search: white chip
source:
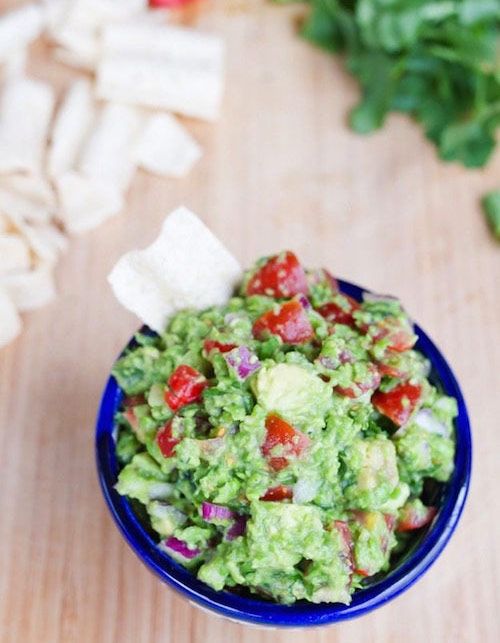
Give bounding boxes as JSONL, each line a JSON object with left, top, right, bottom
{"left": 0, "top": 233, "right": 31, "bottom": 275}
{"left": 0, "top": 187, "right": 52, "bottom": 224}
{"left": 53, "top": 43, "right": 98, "bottom": 72}
{"left": 20, "top": 222, "right": 67, "bottom": 266}
{"left": 135, "top": 113, "right": 202, "bottom": 178}
{"left": 2, "top": 262, "right": 56, "bottom": 311}
{"left": 0, "top": 285, "right": 22, "bottom": 349}
{"left": 63, "top": 0, "right": 147, "bottom": 32}
{"left": 78, "top": 102, "right": 144, "bottom": 191}
{"left": 2, "top": 48, "right": 28, "bottom": 79}
{"left": 0, "top": 213, "right": 8, "bottom": 232}
{"left": 97, "top": 24, "right": 225, "bottom": 121}
{"left": 0, "top": 78, "right": 55, "bottom": 175}
{"left": 48, "top": 78, "right": 95, "bottom": 177}
{"left": 108, "top": 206, "right": 242, "bottom": 332}
{"left": 42, "top": 0, "right": 72, "bottom": 36}
{"left": 0, "top": 4, "right": 45, "bottom": 63}
{"left": 56, "top": 171, "right": 124, "bottom": 234}
{"left": 0, "top": 174, "right": 55, "bottom": 208}
{"left": 47, "top": 0, "right": 148, "bottom": 71}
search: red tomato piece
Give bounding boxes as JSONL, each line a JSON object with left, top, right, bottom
{"left": 260, "top": 485, "right": 293, "bottom": 502}
{"left": 252, "top": 300, "right": 313, "bottom": 344}
{"left": 203, "top": 339, "right": 237, "bottom": 354}
{"left": 262, "top": 413, "right": 310, "bottom": 471}
{"left": 157, "top": 420, "right": 181, "bottom": 458}
{"left": 317, "top": 295, "right": 360, "bottom": 328}
{"left": 372, "top": 382, "right": 422, "bottom": 426}
{"left": 335, "top": 363, "right": 381, "bottom": 398}
{"left": 397, "top": 503, "right": 437, "bottom": 532}
{"left": 164, "top": 365, "right": 208, "bottom": 412}
{"left": 246, "top": 251, "right": 308, "bottom": 298}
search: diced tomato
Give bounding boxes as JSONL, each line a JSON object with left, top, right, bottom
{"left": 372, "top": 382, "right": 422, "bottom": 426}
{"left": 260, "top": 485, "right": 293, "bottom": 501}
{"left": 335, "top": 363, "right": 381, "bottom": 398}
{"left": 252, "top": 300, "right": 313, "bottom": 344}
{"left": 317, "top": 295, "right": 360, "bottom": 328}
{"left": 397, "top": 503, "right": 437, "bottom": 532}
{"left": 164, "top": 365, "right": 208, "bottom": 412}
{"left": 246, "top": 251, "right": 308, "bottom": 298}
{"left": 262, "top": 413, "right": 310, "bottom": 471}
{"left": 157, "top": 420, "right": 181, "bottom": 458}
{"left": 203, "top": 339, "right": 237, "bottom": 354}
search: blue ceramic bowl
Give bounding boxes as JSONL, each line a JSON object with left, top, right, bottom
{"left": 96, "top": 279, "right": 472, "bottom": 628}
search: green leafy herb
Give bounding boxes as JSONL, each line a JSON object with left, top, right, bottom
{"left": 482, "top": 190, "right": 500, "bottom": 239}
{"left": 281, "top": 0, "right": 500, "bottom": 168}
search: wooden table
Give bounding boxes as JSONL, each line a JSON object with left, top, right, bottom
{"left": 1, "top": 2, "right": 499, "bottom": 641}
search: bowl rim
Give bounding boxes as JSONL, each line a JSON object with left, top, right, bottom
{"left": 95, "top": 278, "right": 472, "bottom": 627}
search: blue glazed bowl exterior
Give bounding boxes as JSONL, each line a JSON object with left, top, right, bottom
{"left": 95, "top": 279, "right": 472, "bottom": 628}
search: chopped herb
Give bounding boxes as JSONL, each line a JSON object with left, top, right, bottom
{"left": 482, "top": 190, "right": 500, "bottom": 240}
{"left": 280, "top": 0, "right": 500, "bottom": 169}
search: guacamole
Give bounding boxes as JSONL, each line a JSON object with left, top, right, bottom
{"left": 113, "top": 251, "right": 457, "bottom": 605}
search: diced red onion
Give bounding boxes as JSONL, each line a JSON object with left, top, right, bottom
{"left": 318, "top": 355, "right": 339, "bottom": 370}
{"left": 339, "top": 349, "right": 354, "bottom": 364}
{"left": 224, "top": 346, "right": 261, "bottom": 380}
{"left": 164, "top": 536, "right": 201, "bottom": 559}
{"left": 226, "top": 515, "right": 248, "bottom": 541}
{"left": 297, "top": 294, "right": 311, "bottom": 310}
{"left": 201, "top": 501, "right": 235, "bottom": 522}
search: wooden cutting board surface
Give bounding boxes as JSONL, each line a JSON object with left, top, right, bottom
{"left": 1, "top": 2, "right": 499, "bottom": 642}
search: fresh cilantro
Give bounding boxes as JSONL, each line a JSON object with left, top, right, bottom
{"left": 482, "top": 190, "right": 500, "bottom": 240}
{"left": 280, "top": 0, "right": 500, "bottom": 169}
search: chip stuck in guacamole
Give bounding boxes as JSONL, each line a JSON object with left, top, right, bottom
{"left": 112, "top": 250, "right": 456, "bottom": 605}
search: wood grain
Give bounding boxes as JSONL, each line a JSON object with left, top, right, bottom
{"left": 1, "top": 1, "right": 499, "bottom": 642}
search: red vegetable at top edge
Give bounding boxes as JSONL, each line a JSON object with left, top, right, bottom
{"left": 164, "top": 364, "right": 208, "bottom": 412}
{"left": 246, "top": 251, "right": 308, "bottom": 298}
{"left": 262, "top": 413, "right": 310, "bottom": 471}
{"left": 252, "top": 299, "right": 314, "bottom": 344}
{"left": 372, "top": 382, "right": 423, "bottom": 426}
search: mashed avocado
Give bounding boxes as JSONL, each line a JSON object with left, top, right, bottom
{"left": 113, "top": 251, "right": 457, "bottom": 605}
